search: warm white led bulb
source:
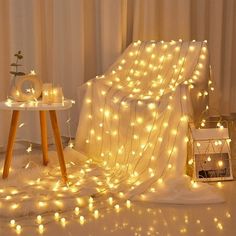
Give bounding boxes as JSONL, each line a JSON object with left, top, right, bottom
{"left": 94, "top": 210, "right": 99, "bottom": 219}
{"left": 88, "top": 203, "right": 93, "bottom": 211}
{"left": 79, "top": 215, "right": 85, "bottom": 224}
{"left": 38, "top": 224, "right": 44, "bottom": 233}
{"left": 188, "top": 159, "right": 193, "bottom": 165}
{"left": 114, "top": 204, "right": 120, "bottom": 212}
{"left": 168, "top": 164, "right": 172, "bottom": 169}
{"left": 108, "top": 197, "right": 113, "bottom": 205}
{"left": 126, "top": 200, "right": 131, "bottom": 208}
{"left": 16, "top": 225, "right": 21, "bottom": 234}
{"left": 89, "top": 197, "right": 93, "bottom": 203}
{"left": 191, "top": 181, "right": 198, "bottom": 188}
{"left": 54, "top": 212, "right": 60, "bottom": 220}
{"left": 10, "top": 219, "right": 15, "bottom": 227}
{"left": 218, "top": 161, "right": 223, "bottom": 167}
{"left": 74, "top": 207, "right": 80, "bottom": 215}
{"left": 37, "top": 215, "right": 42, "bottom": 224}
{"left": 60, "top": 217, "right": 66, "bottom": 225}
{"left": 184, "top": 137, "right": 189, "bottom": 143}
{"left": 217, "top": 222, "right": 223, "bottom": 230}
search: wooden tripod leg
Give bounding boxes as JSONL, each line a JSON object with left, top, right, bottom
{"left": 49, "top": 110, "right": 67, "bottom": 183}
{"left": 39, "top": 111, "right": 49, "bottom": 165}
{"left": 2, "top": 110, "right": 20, "bottom": 179}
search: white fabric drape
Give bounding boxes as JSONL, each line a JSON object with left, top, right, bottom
{"left": 74, "top": 41, "right": 223, "bottom": 204}
{"left": 0, "top": 0, "right": 236, "bottom": 147}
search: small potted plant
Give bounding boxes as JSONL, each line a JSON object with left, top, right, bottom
{"left": 9, "top": 51, "right": 42, "bottom": 101}
{"left": 9, "top": 51, "right": 26, "bottom": 100}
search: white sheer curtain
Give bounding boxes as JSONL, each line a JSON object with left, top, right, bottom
{"left": 131, "top": 0, "right": 236, "bottom": 115}
{"left": 0, "top": 0, "right": 235, "bottom": 148}
{"left": 0, "top": 1, "right": 11, "bottom": 149}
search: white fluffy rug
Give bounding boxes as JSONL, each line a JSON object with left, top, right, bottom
{"left": 0, "top": 148, "right": 109, "bottom": 218}
{"left": 0, "top": 147, "right": 224, "bottom": 219}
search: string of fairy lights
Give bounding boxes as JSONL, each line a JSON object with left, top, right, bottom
{"left": 79, "top": 40, "right": 209, "bottom": 188}
{"left": 0, "top": 40, "right": 228, "bottom": 234}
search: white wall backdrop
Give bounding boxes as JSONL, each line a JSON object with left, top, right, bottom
{"left": 0, "top": 0, "right": 236, "bottom": 147}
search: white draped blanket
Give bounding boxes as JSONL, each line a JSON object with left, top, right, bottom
{"left": 75, "top": 41, "right": 223, "bottom": 204}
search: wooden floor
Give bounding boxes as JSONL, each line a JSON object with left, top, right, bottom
{"left": 0, "top": 180, "right": 235, "bottom": 236}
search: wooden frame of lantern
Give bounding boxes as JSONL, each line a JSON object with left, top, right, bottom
{"left": 186, "top": 121, "right": 233, "bottom": 182}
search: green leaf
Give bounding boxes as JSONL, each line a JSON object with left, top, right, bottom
{"left": 14, "top": 54, "right": 23, "bottom": 59}
{"left": 10, "top": 63, "right": 23, "bottom": 66}
{"left": 15, "top": 72, "right": 25, "bottom": 76}
{"left": 10, "top": 71, "right": 18, "bottom": 75}
{"left": 10, "top": 71, "right": 25, "bottom": 76}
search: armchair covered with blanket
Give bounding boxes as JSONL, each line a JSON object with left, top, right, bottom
{"left": 75, "top": 41, "right": 222, "bottom": 204}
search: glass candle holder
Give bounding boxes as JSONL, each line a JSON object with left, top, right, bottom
{"left": 52, "top": 87, "right": 64, "bottom": 103}
{"left": 42, "top": 83, "right": 53, "bottom": 104}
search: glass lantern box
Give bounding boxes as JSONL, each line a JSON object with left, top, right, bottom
{"left": 187, "top": 121, "right": 233, "bottom": 182}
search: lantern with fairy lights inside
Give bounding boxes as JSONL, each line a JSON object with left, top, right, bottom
{"left": 187, "top": 121, "right": 233, "bottom": 182}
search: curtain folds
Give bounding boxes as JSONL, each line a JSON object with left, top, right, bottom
{"left": 0, "top": 0, "right": 11, "bottom": 148}
{"left": 0, "top": 0, "right": 235, "bottom": 147}
{"left": 131, "top": 0, "right": 236, "bottom": 116}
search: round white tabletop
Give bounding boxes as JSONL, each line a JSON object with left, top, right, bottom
{"left": 0, "top": 99, "right": 73, "bottom": 111}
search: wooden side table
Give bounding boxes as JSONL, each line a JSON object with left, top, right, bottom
{"left": 0, "top": 100, "right": 72, "bottom": 183}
